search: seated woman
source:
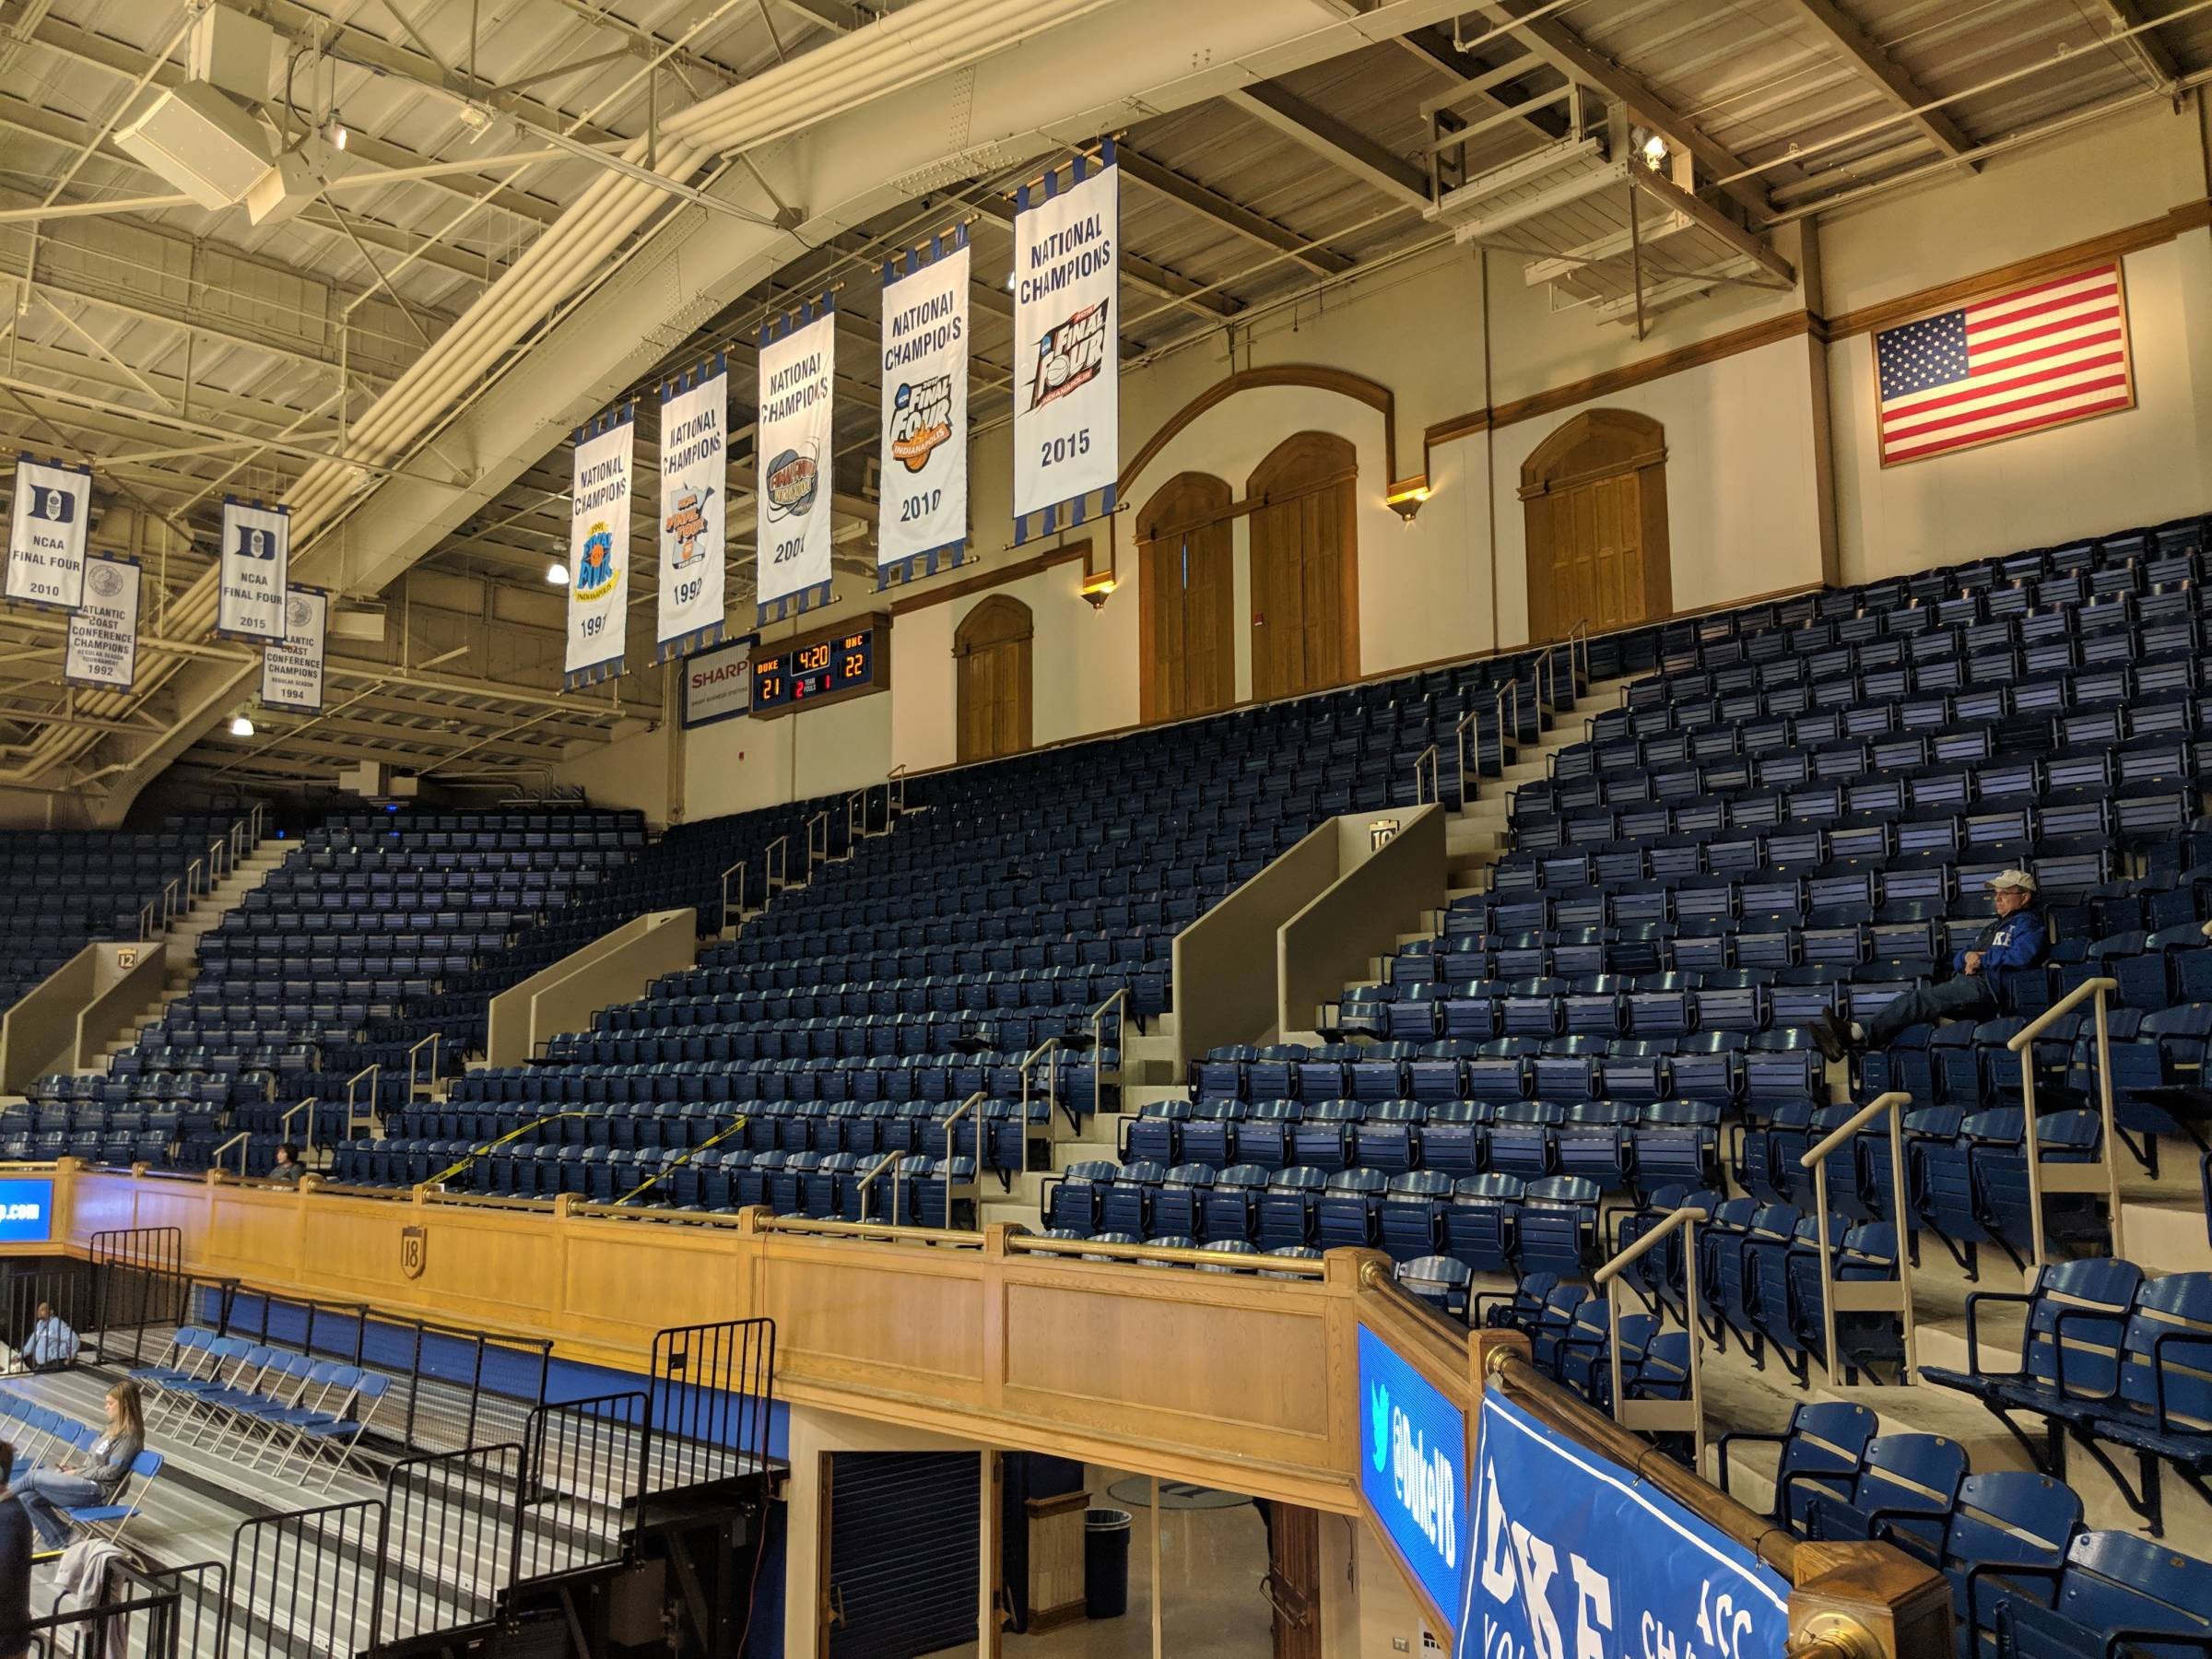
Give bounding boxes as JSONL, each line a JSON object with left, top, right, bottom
{"left": 6, "top": 1382, "right": 143, "bottom": 1554}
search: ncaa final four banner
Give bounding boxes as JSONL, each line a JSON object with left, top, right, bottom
{"left": 6, "top": 455, "right": 92, "bottom": 610}
{"left": 755, "top": 294, "right": 836, "bottom": 627}
{"left": 566, "top": 403, "right": 634, "bottom": 690}
{"left": 261, "top": 586, "right": 328, "bottom": 713}
{"left": 217, "top": 497, "right": 289, "bottom": 640}
{"left": 657, "top": 355, "right": 727, "bottom": 664}
{"left": 1011, "top": 142, "right": 1117, "bottom": 544}
{"left": 64, "top": 555, "right": 139, "bottom": 690}
{"left": 1460, "top": 1391, "right": 1791, "bottom": 1659}
{"left": 877, "top": 230, "right": 969, "bottom": 587}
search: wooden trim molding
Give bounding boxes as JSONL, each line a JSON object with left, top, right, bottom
{"left": 1119, "top": 364, "right": 1397, "bottom": 495}
{"left": 888, "top": 538, "right": 1091, "bottom": 617}
{"left": 1826, "top": 196, "right": 2212, "bottom": 340}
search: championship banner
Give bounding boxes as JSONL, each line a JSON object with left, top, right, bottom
{"left": 217, "top": 497, "right": 289, "bottom": 640}
{"left": 1461, "top": 1390, "right": 1791, "bottom": 1659}
{"left": 755, "top": 294, "right": 837, "bottom": 626}
{"left": 566, "top": 403, "right": 634, "bottom": 690}
{"left": 6, "top": 455, "right": 91, "bottom": 610}
{"left": 657, "top": 354, "right": 727, "bottom": 663}
{"left": 877, "top": 230, "right": 970, "bottom": 588}
{"left": 64, "top": 555, "right": 139, "bottom": 689}
{"left": 1011, "top": 141, "right": 1117, "bottom": 544}
{"left": 261, "top": 585, "right": 327, "bottom": 713}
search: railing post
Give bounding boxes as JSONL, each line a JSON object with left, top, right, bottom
{"left": 2007, "top": 977, "right": 2122, "bottom": 1277}
{"left": 1801, "top": 1092, "right": 1915, "bottom": 1386}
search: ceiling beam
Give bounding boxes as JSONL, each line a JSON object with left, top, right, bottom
{"left": 2096, "top": 0, "right": 2183, "bottom": 92}
{"left": 1783, "top": 0, "right": 1975, "bottom": 167}
{"left": 1117, "top": 145, "right": 1354, "bottom": 275}
{"left": 1468, "top": 0, "right": 1774, "bottom": 216}
{"left": 1394, "top": 23, "right": 1566, "bottom": 144}
{"left": 1630, "top": 164, "right": 1794, "bottom": 288}
{"left": 1225, "top": 84, "right": 1431, "bottom": 210}
{"left": 770, "top": 0, "right": 868, "bottom": 31}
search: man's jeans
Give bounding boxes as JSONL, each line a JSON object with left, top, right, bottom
{"left": 1862, "top": 974, "right": 1998, "bottom": 1048}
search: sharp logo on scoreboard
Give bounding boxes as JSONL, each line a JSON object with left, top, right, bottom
{"left": 1028, "top": 300, "right": 1109, "bottom": 411}
{"left": 764, "top": 445, "right": 820, "bottom": 518}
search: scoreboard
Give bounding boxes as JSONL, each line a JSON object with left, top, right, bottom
{"left": 749, "top": 615, "right": 890, "bottom": 718}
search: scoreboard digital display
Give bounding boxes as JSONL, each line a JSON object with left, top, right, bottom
{"left": 750, "top": 622, "right": 886, "bottom": 716}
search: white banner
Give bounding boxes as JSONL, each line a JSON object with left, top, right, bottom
{"left": 878, "top": 235, "right": 970, "bottom": 584}
{"left": 64, "top": 555, "right": 138, "bottom": 689}
{"left": 657, "top": 357, "right": 728, "bottom": 663}
{"left": 217, "top": 498, "right": 289, "bottom": 639}
{"left": 566, "top": 405, "right": 634, "bottom": 689}
{"left": 680, "top": 637, "right": 753, "bottom": 728}
{"left": 755, "top": 298, "right": 836, "bottom": 625}
{"left": 262, "top": 585, "right": 327, "bottom": 712}
{"left": 1012, "top": 146, "right": 1118, "bottom": 540}
{"left": 6, "top": 457, "right": 91, "bottom": 610}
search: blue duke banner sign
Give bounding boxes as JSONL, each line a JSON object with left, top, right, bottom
{"left": 656, "top": 356, "right": 727, "bottom": 663}
{"left": 877, "top": 231, "right": 969, "bottom": 586}
{"left": 1011, "top": 145, "right": 1117, "bottom": 543}
{"left": 1463, "top": 1392, "right": 1790, "bottom": 1659}
{"left": 756, "top": 297, "right": 836, "bottom": 625}
{"left": 1359, "top": 1324, "right": 1469, "bottom": 1632}
{"left": 6, "top": 455, "right": 91, "bottom": 609}
{"left": 218, "top": 497, "right": 289, "bottom": 640}
{"left": 567, "top": 404, "right": 634, "bottom": 689}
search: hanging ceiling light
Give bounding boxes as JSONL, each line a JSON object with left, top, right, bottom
{"left": 229, "top": 714, "right": 255, "bottom": 737}
{"left": 324, "top": 112, "right": 348, "bottom": 152}
{"left": 545, "top": 559, "right": 569, "bottom": 585}
{"left": 1641, "top": 131, "right": 1669, "bottom": 168}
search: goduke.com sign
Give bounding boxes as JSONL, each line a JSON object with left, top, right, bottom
{"left": 1461, "top": 1392, "right": 1791, "bottom": 1659}
{"left": 1357, "top": 1324, "right": 1468, "bottom": 1626}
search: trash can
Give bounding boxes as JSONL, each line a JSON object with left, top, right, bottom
{"left": 1084, "top": 1507, "right": 1133, "bottom": 1618}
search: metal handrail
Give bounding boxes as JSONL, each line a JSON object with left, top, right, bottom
{"left": 853, "top": 1149, "right": 904, "bottom": 1226}
{"left": 940, "top": 1089, "right": 985, "bottom": 1227}
{"left": 1010, "top": 1231, "right": 1330, "bottom": 1275}
{"left": 405, "top": 1032, "right": 442, "bottom": 1102}
{"left": 345, "top": 1064, "right": 381, "bottom": 1135}
{"left": 1412, "top": 743, "right": 1441, "bottom": 807}
{"left": 1799, "top": 1091, "right": 1917, "bottom": 1385}
{"left": 1090, "top": 988, "right": 1130, "bottom": 1123}
{"left": 886, "top": 764, "right": 908, "bottom": 816}
{"left": 136, "top": 900, "right": 155, "bottom": 942}
{"left": 719, "top": 859, "right": 747, "bottom": 928}
{"left": 1592, "top": 1204, "right": 1704, "bottom": 1462}
{"left": 160, "top": 877, "right": 180, "bottom": 930}
{"left": 1020, "top": 1037, "right": 1068, "bottom": 1135}
{"left": 1494, "top": 677, "right": 1522, "bottom": 758}
{"left": 185, "top": 857, "right": 204, "bottom": 903}
{"left": 844, "top": 788, "right": 867, "bottom": 844}
{"left": 208, "top": 836, "right": 229, "bottom": 884}
{"left": 1567, "top": 616, "right": 1591, "bottom": 687}
{"left": 2005, "top": 975, "right": 2123, "bottom": 1269}
{"left": 806, "top": 810, "right": 830, "bottom": 874}
{"left": 765, "top": 835, "right": 789, "bottom": 894}
{"left": 1450, "top": 704, "right": 1486, "bottom": 805}
{"left": 212, "top": 1131, "right": 251, "bottom": 1177}
{"left": 277, "top": 1100, "right": 317, "bottom": 1158}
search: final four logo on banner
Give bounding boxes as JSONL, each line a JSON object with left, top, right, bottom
{"left": 65, "top": 555, "right": 139, "bottom": 690}
{"left": 566, "top": 402, "right": 634, "bottom": 690}
{"left": 216, "top": 497, "right": 289, "bottom": 640}
{"left": 6, "top": 454, "right": 92, "bottom": 611}
{"left": 756, "top": 293, "right": 837, "bottom": 627}
{"left": 877, "top": 229, "right": 970, "bottom": 589}
{"left": 262, "top": 586, "right": 328, "bottom": 713}
{"left": 657, "top": 354, "right": 727, "bottom": 664}
{"left": 1012, "top": 141, "right": 1118, "bottom": 545}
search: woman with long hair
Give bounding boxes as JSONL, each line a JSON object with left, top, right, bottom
{"left": 6, "top": 1382, "right": 144, "bottom": 1553}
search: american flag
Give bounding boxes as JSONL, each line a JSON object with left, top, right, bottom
{"left": 1874, "top": 264, "right": 2133, "bottom": 466}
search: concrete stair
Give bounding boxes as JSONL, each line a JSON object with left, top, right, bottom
{"left": 1445, "top": 671, "right": 1638, "bottom": 897}
{"left": 80, "top": 841, "right": 289, "bottom": 1073}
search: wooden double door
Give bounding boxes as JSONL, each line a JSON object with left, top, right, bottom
{"left": 956, "top": 594, "right": 1033, "bottom": 763}
{"left": 1520, "top": 407, "right": 1672, "bottom": 641}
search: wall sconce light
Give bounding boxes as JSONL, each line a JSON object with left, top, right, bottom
{"left": 1080, "top": 530, "right": 1117, "bottom": 611}
{"left": 1386, "top": 477, "right": 1432, "bottom": 524}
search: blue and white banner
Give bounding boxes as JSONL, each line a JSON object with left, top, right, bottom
{"left": 1463, "top": 1391, "right": 1791, "bottom": 1659}
{"left": 878, "top": 231, "right": 969, "bottom": 587}
{"left": 217, "top": 497, "right": 289, "bottom": 640}
{"left": 261, "top": 585, "right": 327, "bottom": 712}
{"left": 65, "top": 554, "right": 138, "bottom": 689}
{"left": 657, "top": 356, "right": 727, "bottom": 663}
{"left": 566, "top": 404, "right": 634, "bottom": 689}
{"left": 756, "top": 296, "right": 836, "bottom": 626}
{"left": 1359, "top": 1325, "right": 1469, "bottom": 1633}
{"left": 1012, "top": 144, "right": 1117, "bottom": 544}
{"left": 6, "top": 455, "right": 91, "bottom": 610}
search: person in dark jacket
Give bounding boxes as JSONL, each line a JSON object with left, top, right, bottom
{"left": 6, "top": 1382, "right": 143, "bottom": 1553}
{"left": 1809, "top": 870, "right": 2047, "bottom": 1058}
{"left": 0, "top": 1442, "right": 29, "bottom": 1659}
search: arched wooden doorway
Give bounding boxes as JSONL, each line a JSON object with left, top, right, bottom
{"left": 1519, "top": 408, "right": 1672, "bottom": 641}
{"left": 955, "top": 594, "right": 1032, "bottom": 763}
{"left": 1248, "top": 431, "right": 1359, "bottom": 701}
{"left": 1136, "top": 471, "right": 1235, "bottom": 723}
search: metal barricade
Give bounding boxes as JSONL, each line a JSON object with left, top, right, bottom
{"left": 87, "top": 1225, "right": 185, "bottom": 1366}
{"left": 375, "top": 1442, "right": 525, "bottom": 1649}
{"left": 226, "top": 1498, "right": 386, "bottom": 1657}
{"left": 520, "top": 1392, "right": 649, "bottom": 1583}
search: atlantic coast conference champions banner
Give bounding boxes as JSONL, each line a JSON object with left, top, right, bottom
{"left": 65, "top": 554, "right": 139, "bottom": 689}
{"left": 877, "top": 232, "right": 969, "bottom": 586}
{"left": 1012, "top": 142, "right": 1117, "bottom": 543}
{"left": 217, "top": 497, "right": 289, "bottom": 640}
{"left": 657, "top": 355, "right": 727, "bottom": 663}
{"left": 566, "top": 404, "right": 634, "bottom": 689}
{"left": 756, "top": 295, "right": 836, "bottom": 626}
{"left": 6, "top": 455, "right": 91, "bottom": 610}
{"left": 261, "top": 585, "right": 327, "bottom": 713}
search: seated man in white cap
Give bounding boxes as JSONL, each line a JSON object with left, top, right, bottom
{"left": 1809, "top": 870, "right": 2047, "bottom": 1059}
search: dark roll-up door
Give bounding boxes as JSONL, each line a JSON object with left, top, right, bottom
{"left": 823, "top": 1451, "right": 979, "bottom": 1659}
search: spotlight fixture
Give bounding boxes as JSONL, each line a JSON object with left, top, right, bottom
{"left": 1641, "top": 131, "right": 1669, "bottom": 168}
{"left": 324, "top": 112, "right": 348, "bottom": 152}
{"left": 1079, "top": 571, "right": 1116, "bottom": 611}
{"left": 1385, "top": 479, "right": 1432, "bottom": 524}
{"left": 229, "top": 714, "right": 255, "bottom": 737}
{"left": 546, "top": 559, "right": 570, "bottom": 585}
